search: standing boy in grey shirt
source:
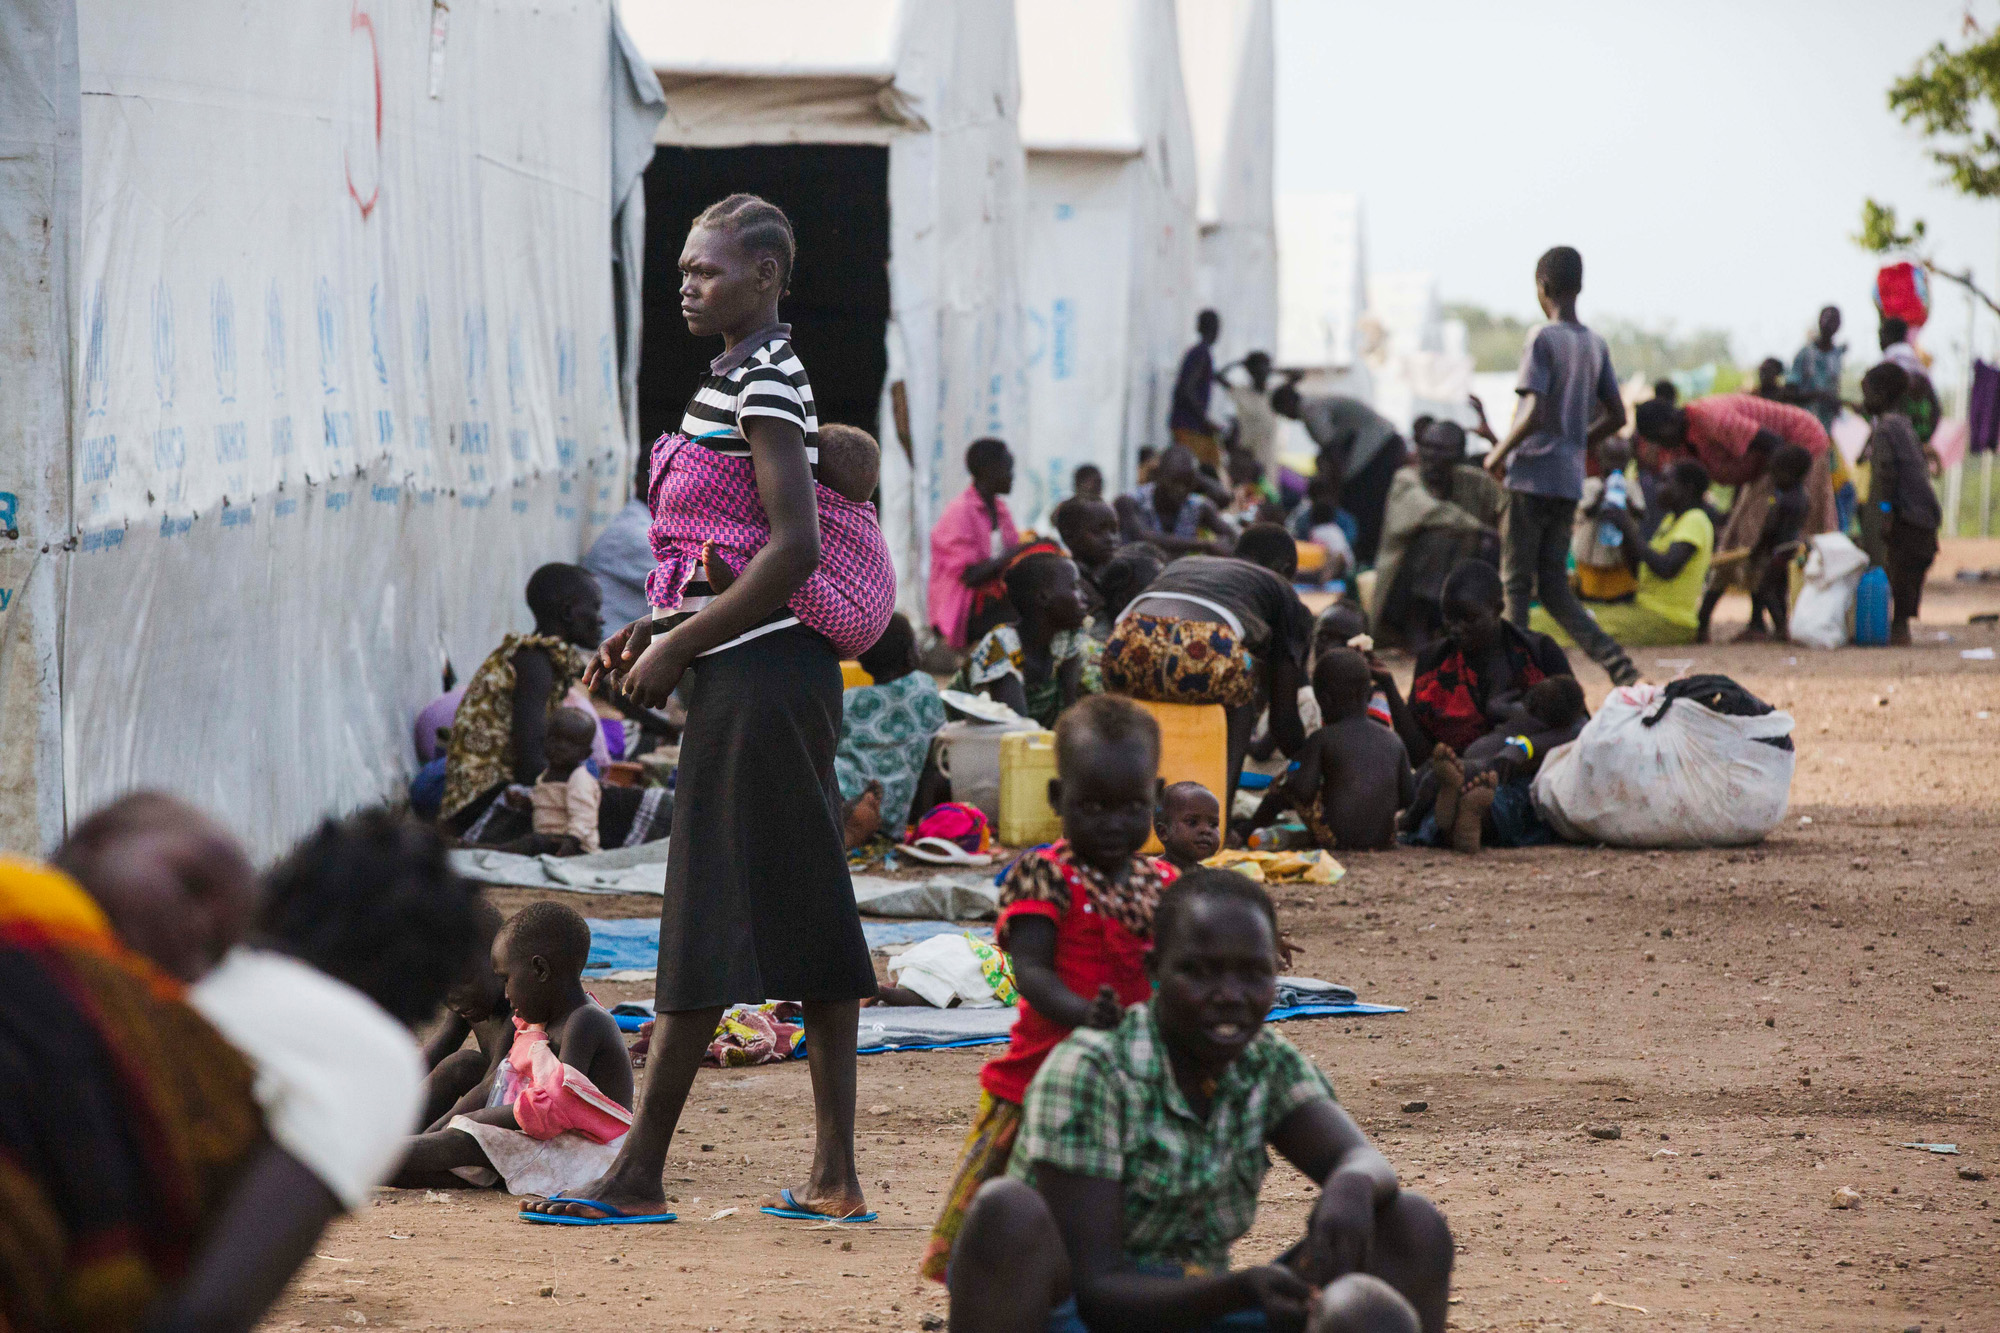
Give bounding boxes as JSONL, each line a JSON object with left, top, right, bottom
{"left": 1483, "top": 246, "right": 1638, "bottom": 685}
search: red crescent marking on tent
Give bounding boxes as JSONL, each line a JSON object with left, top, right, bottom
{"left": 344, "top": 4, "right": 381, "bottom": 219}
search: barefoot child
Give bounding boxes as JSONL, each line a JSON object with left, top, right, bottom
{"left": 1406, "top": 675, "right": 1586, "bottom": 853}
{"left": 418, "top": 898, "right": 516, "bottom": 1126}
{"left": 920, "top": 695, "right": 1177, "bottom": 1280}
{"left": 632, "top": 420, "right": 895, "bottom": 661}
{"left": 1244, "top": 649, "right": 1413, "bottom": 851}
{"left": 1734, "top": 444, "right": 1810, "bottom": 643}
{"left": 1154, "top": 780, "right": 1222, "bottom": 873}
{"left": 397, "top": 903, "right": 640, "bottom": 1206}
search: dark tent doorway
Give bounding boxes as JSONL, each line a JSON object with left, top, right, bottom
{"left": 637, "top": 145, "right": 891, "bottom": 452}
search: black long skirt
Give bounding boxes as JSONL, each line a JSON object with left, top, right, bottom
{"left": 654, "top": 625, "right": 877, "bottom": 1011}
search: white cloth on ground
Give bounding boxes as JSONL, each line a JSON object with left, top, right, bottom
{"left": 447, "top": 1118, "right": 628, "bottom": 1198}
{"left": 886, "top": 933, "right": 1010, "bottom": 1008}
{"left": 189, "top": 948, "right": 423, "bottom": 1209}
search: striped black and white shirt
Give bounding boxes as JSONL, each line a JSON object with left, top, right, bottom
{"left": 678, "top": 325, "right": 819, "bottom": 469}
{"left": 657, "top": 325, "right": 817, "bottom": 655}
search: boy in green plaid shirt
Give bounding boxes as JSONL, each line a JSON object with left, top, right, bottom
{"left": 946, "top": 868, "right": 1452, "bottom": 1332}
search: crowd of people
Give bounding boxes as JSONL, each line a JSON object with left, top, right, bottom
{"left": 4, "top": 195, "right": 1954, "bottom": 1333}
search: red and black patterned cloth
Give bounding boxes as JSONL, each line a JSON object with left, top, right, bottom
{"left": 1409, "top": 621, "right": 1570, "bottom": 755}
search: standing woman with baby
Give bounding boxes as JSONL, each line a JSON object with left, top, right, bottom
{"left": 528, "top": 195, "right": 881, "bottom": 1225}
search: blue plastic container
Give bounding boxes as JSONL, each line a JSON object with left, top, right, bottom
{"left": 1853, "top": 565, "right": 1891, "bottom": 646}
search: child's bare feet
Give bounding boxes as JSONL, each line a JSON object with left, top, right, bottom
{"left": 702, "top": 540, "right": 736, "bottom": 594}
{"left": 1453, "top": 771, "right": 1497, "bottom": 854}
{"left": 842, "top": 781, "right": 884, "bottom": 850}
{"left": 1429, "top": 744, "right": 1464, "bottom": 833}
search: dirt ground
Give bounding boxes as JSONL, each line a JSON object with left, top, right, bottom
{"left": 266, "top": 540, "right": 2000, "bottom": 1333}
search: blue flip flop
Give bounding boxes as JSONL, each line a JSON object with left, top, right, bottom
{"left": 519, "top": 1196, "right": 678, "bottom": 1226}
{"left": 758, "top": 1188, "right": 878, "bottom": 1223}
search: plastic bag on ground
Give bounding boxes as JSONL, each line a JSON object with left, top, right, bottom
{"left": 1790, "top": 533, "right": 1869, "bottom": 650}
{"left": 1532, "top": 681, "right": 1795, "bottom": 848}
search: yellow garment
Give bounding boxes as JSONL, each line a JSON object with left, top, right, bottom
{"left": 1203, "top": 848, "right": 1346, "bottom": 884}
{"left": 1635, "top": 507, "right": 1714, "bottom": 629}
{"left": 1575, "top": 562, "right": 1637, "bottom": 601}
{"left": 1532, "top": 600, "right": 1697, "bottom": 648}
{"left": 0, "top": 855, "right": 114, "bottom": 941}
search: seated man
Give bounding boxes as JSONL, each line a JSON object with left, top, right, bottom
{"left": 1368, "top": 421, "right": 1503, "bottom": 656}
{"left": 947, "top": 869, "right": 1453, "bottom": 1333}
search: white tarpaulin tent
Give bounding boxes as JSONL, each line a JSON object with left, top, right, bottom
{"left": 0, "top": 0, "right": 663, "bottom": 857}
{"left": 619, "top": 0, "right": 1029, "bottom": 629}
{"left": 1176, "top": 0, "right": 1276, "bottom": 367}
{"left": 1016, "top": 0, "right": 1200, "bottom": 524}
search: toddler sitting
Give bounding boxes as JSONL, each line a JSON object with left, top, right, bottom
{"left": 393, "top": 902, "right": 640, "bottom": 1206}
{"left": 1243, "top": 649, "right": 1413, "bottom": 851}
{"left": 642, "top": 421, "right": 894, "bottom": 658}
{"left": 478, "top": 707, "right": 602, "bottom": 856}
{"left": 1153, "top": 780, "right": 1222, "bottom": 874}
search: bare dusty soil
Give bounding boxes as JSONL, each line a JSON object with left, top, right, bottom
{"left": 265, "top": 544, "right": 2000, "bottom": 1333}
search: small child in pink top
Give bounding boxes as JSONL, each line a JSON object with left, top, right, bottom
{"left": 644, "top": 422, "right": 895, "bottom": 657}
{"left": 393, "top": 902, "right": 637, "bottom": 1201}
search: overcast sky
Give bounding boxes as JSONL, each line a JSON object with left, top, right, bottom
{"left": 1273, "top": 0, "right": 2000, "bottom": 388}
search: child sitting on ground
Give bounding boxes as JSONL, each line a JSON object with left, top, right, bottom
{"left": 1735, "top": 442, "right": 1812, "bottom": 643}
{"left": 630, "top": 421, "right": 894, "bottom": 661}
{"left": 394, "top": 902, "right": 638, "bottom": 1203}
{"left": 920, "top": 695, "right": 1176, "bottom": 1281}
{"left": 1051, "top": 495, "right": 1121, "bottom": 626}
{"left": 1154, "top": 779, "right": 1222, "bottom": 874}
{"left": 952, "top": 546, "right": 1095, "bottom": 728}
{"left": 1407, "top": 676, "right": 1587, "bottom": 854}
{"left": 1243, "top": 648, "right": 1413, "bottom": 851}
{"left": 418, "top": 899, "right": 515, "bottom": 1127}
{"left": 474, "top": 707, "right": 603, "bottom": 856}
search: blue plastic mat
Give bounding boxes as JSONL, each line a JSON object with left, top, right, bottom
{"left": 608, "top": 998, "right": 1404, "bottom": 1045}
{"left": 584, "top": 917, "right": 987, "bottom": 978}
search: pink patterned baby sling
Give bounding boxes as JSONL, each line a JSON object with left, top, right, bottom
{"left": 645, "top": 432, "right": 896, "bottom": 657}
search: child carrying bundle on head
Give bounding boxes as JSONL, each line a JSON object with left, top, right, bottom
{"left": 395, "top": 903, "right": 646, "bottom": 1211}
{"left": 920, "top": 696, "right": 1176, "bottom": 1281}
{"left": 626, "top": 420, "right": 896, "bottom": 663}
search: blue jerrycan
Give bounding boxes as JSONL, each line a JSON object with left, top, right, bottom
{"left": 1852, "top": 566, "right": 1891, "bottom": 646}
